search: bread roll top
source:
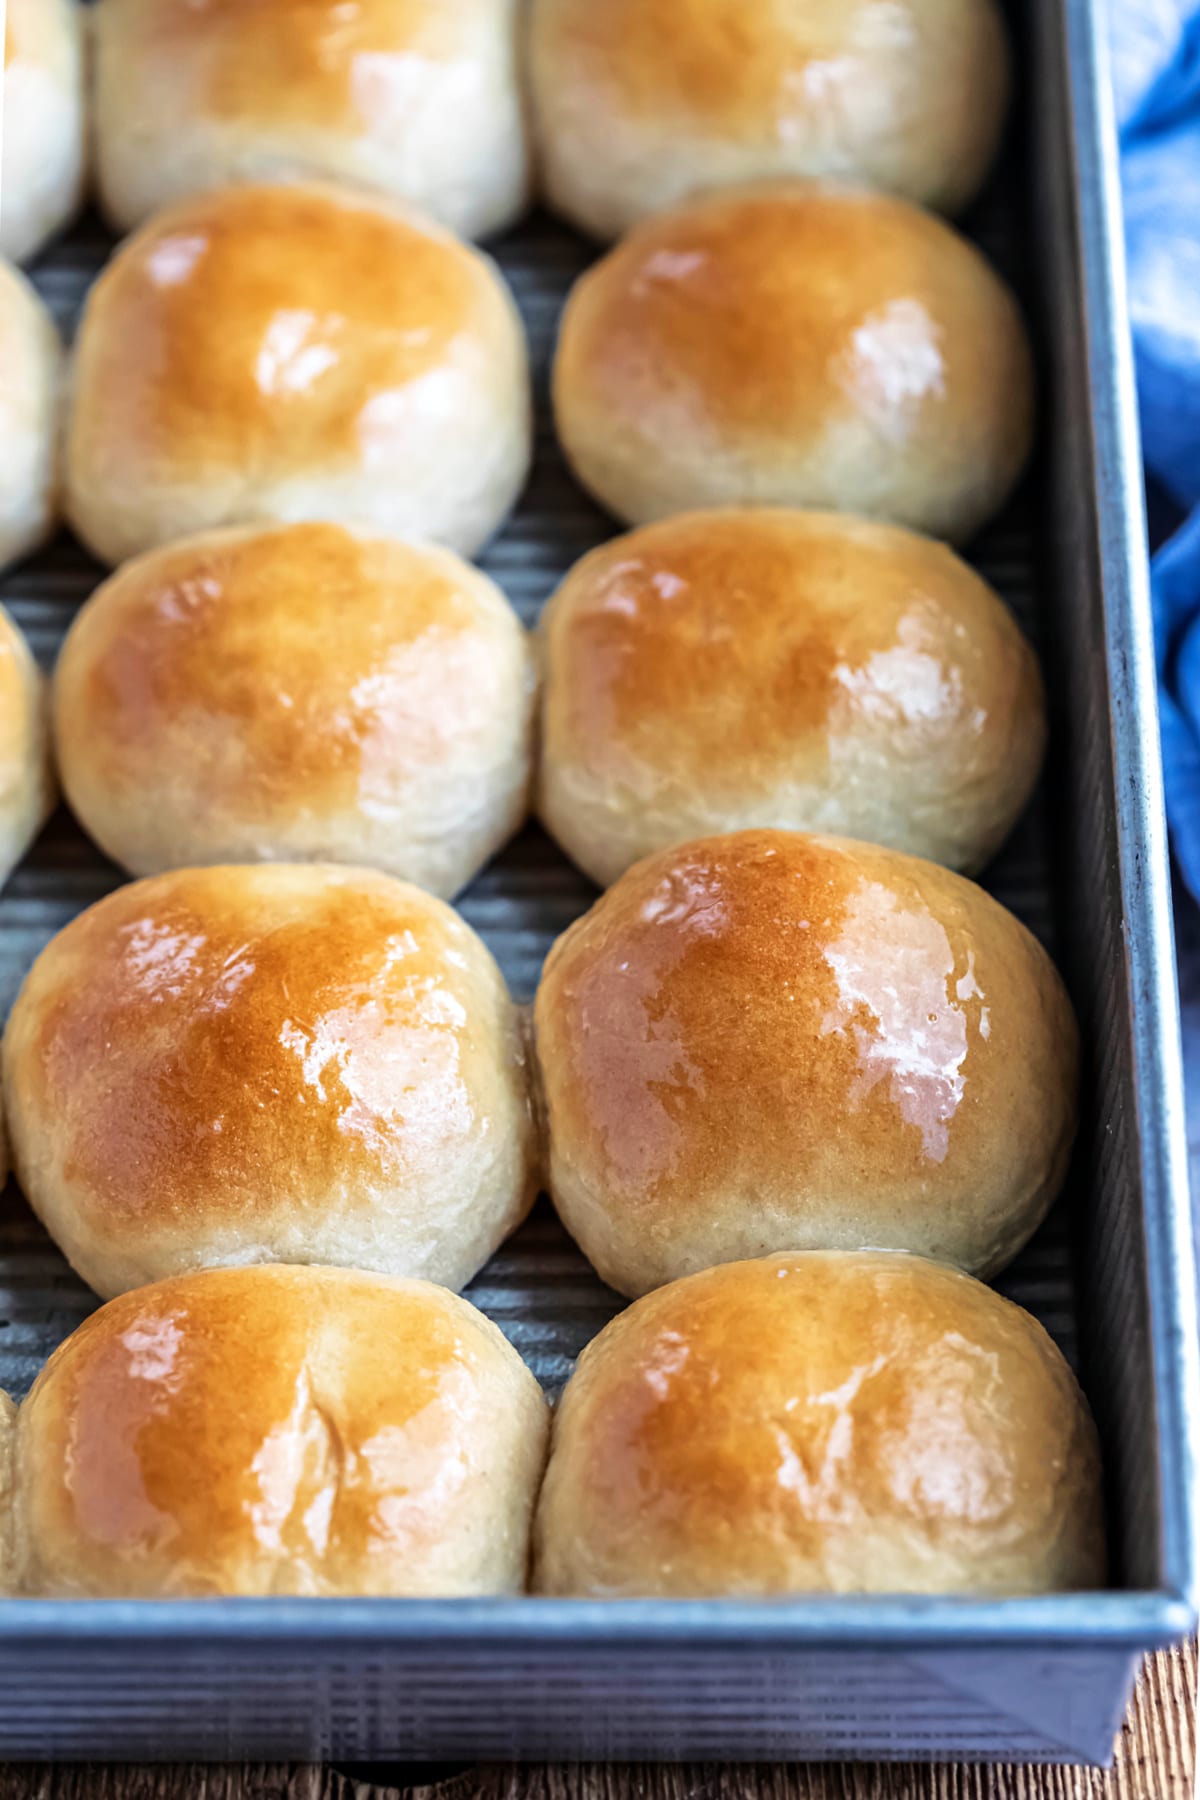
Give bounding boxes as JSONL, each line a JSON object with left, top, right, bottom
{"left": 11, "top": 1265, "right": 549, "bottom": 1598}
{"left": 535, "top": 829, "right": 1078, "bottom": 1293}
{"left": 539, "top": 508, "right": 1045, "bottom": 882}
{"left": 535, "top": 1251, "right": 1106, "bottom": 1598}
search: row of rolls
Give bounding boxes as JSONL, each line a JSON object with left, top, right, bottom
{"left": 0, "top": 0, "right": 1103, "bottom": 1603}
{"left": 3, "top": 509, "right": 1044, "bottom": 896}
{"left": 0, "top": 824, "right": 1096, "bottom": 1601}
{"left": 10, "top": 0, "right": 1011, "bottom": 261}
{"left": 6, "top": 0, "right": 1032, "bottom": 574}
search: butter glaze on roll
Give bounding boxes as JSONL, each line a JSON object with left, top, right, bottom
{"left": 54, "top": 524, "right": 536, "bottom": 897}
{"left": 534, "top": 829, "right": 1078, "bottom": 1296}
{"left": 8, "top": 1265, "right": 549, "bottom": 1598}
{"left": 2, "top": 0, "right": 86, "bottom": 264}
{"left": 539, "top": 509, "right": 1045, "bottom": 885}
{"left": 0, "top": 608, "right": 54, "bottom": 889}
{"left": 534, "top": 1251, "right": 1106, "bottom": 1598}
{"left": 553, "top": 184, "right": 1034, "bottom": 544}
{"left": 65, "top": 182, "right": 532, "bottom": 567}
{"left": 94, "top": 0, "right": 530, "bottom": 241}
{"left": 2, "top": 865, "right": 536, "bottom": 1299}
{"left": 0, "top": 261, "right": 62, "bottom": 574}
{"left": 530, "top": 0, "right": 1011, "bottom": 240}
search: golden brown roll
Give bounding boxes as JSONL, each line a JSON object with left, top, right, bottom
{"left": 534, "top": 829, "right": 1078, "bottom": 1296}
{"left": 0, "top": 608, "right": 54, "bottom": 888}
{"left": 2, "top": 864, "right": 536, "bottom": 1299}
{"left": 534, "top": 1251, "right": 1106, "bottom": 1598}
{"left": 94, "top": 0, "right": 530, "bottom": 242}
{"left": 0, "top": 261, "right": 62, "bottom": 573}
{"left": 539, "top": 509, "right": 1044, "bottom": 885}
{"left": 65, "top": 182, "right": 532, "bottom": 568}
{"left": 553, "top": 184, "right": 1034, "bottom": 545}
{"left": 1, "top": 0, "right": 86, "bottom": 264}
{"left": 530, "top": 0, "right": 1011, "bottom": 240}
{"left": 9, "top": 1264, "right": 549, "bottom": 1598}
{"left": 54, "top": 523, "right": 536, "bottom": 897}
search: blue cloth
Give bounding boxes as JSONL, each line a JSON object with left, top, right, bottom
{"left": 1112, "top": 5, "right": 1200, "bottom": 892}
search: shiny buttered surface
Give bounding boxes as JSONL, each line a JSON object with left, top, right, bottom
{"left": 6, "top": 1265, "right": 549, "bottom": 1598}
{"left": 1, "top": 0, "right": 86, "bottom": 264}
{"left": 534, "top": 1251, "right": 1106, "bottom": 1598}
{"left": 94, "top": 0, "right": 530, "bottom": 241}
{"left": 54, "top": 523, "right": 537, "bottom": 897}
{"left": 0, "top": 609, "right": 54, "bottom": 892}
{"left": 0, "top": 6, "right": 1103, "bottom": 1614}
{"left": 1, "top": 864, "right": 537, "bottom": 1299}
{"left": 65, "top": 182, "right": 532, "bottom": 568}
{"left": 553, "top": 184, "right": 1034, "bottom": 544}
{"left": 539, "top": 509, "right": 1046, "bottom": 885}
{"left": 534, "top": 829, "right": 1079, "bottom": 1296}
{"left": 530, "top": 0, "right": 1011, "bottom": 240}
{"left": 0, "top": 261, "right": 62, "bottom": 575}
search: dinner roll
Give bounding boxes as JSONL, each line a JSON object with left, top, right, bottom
{"left": 54, "top": 523, "right": 536, "bottom": 897}
{"left": 553, "top": 184, "right": 1034, "bottom": 544}
{"left": 1, "top": 0, "right": 86, "bottom": 264}
{"left": 531, "top": 0, "right": 1011, "bottom": 240}
{"left": 11, "top": 1265, "right": 548, "bottom": 1598}
{"left": 0, "top": 261, "right": 62, "bottom": 572}
{"left": 540, "top": 509, "right": 1044, "bottom": 885}
{"left": 535, "top": 1251, "right": 1106, "bottom": 1598}
{"left": 3, "top": 864, "right": 536, "bottom": 1299}
{"left": 0, "top": 608, "right": 54, "bottom": 888}
{"left": 94, "top": 0, "right": 529, "bottom": 241}
{"left": 65, "top": 182, "right": 531, "bottom": 568}
{"left": 534, "top": 829, "right": 1078, "bottom": 1296}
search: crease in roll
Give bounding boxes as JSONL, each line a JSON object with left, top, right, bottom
{"left": 1, "top": 1265, "right": 549, "bottom": 1598}
{"left": 534, "top": 1250, "right": 1106, "bottom": 1600}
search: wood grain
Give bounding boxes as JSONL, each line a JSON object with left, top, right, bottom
{"left": 0, "top": 1646, "right": 1190, "bottom": 1800}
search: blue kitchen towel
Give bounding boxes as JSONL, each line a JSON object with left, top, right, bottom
{"left": 1112, "top": 4, "right": 1200, "bottom": 893}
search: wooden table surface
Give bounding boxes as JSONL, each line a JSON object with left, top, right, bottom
{"left": 0, "top": 1644, "right": 1190, "bottom": 1800}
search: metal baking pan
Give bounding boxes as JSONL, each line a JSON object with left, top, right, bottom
{"left": 0, "top": 0, "right": 1196, "bottom": 1767}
